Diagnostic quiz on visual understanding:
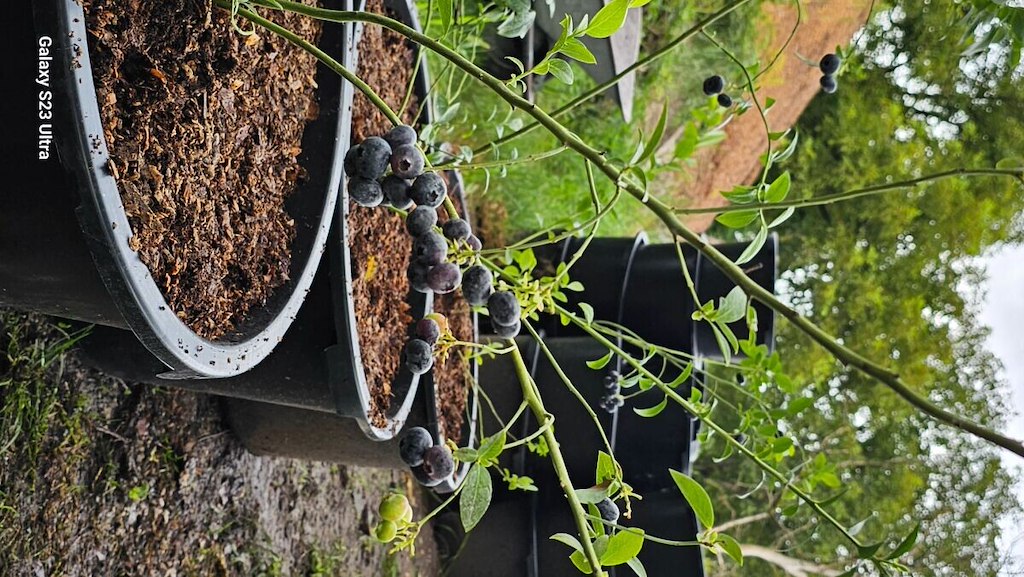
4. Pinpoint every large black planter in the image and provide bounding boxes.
[0,0,347,378]
[441,336,705,576]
